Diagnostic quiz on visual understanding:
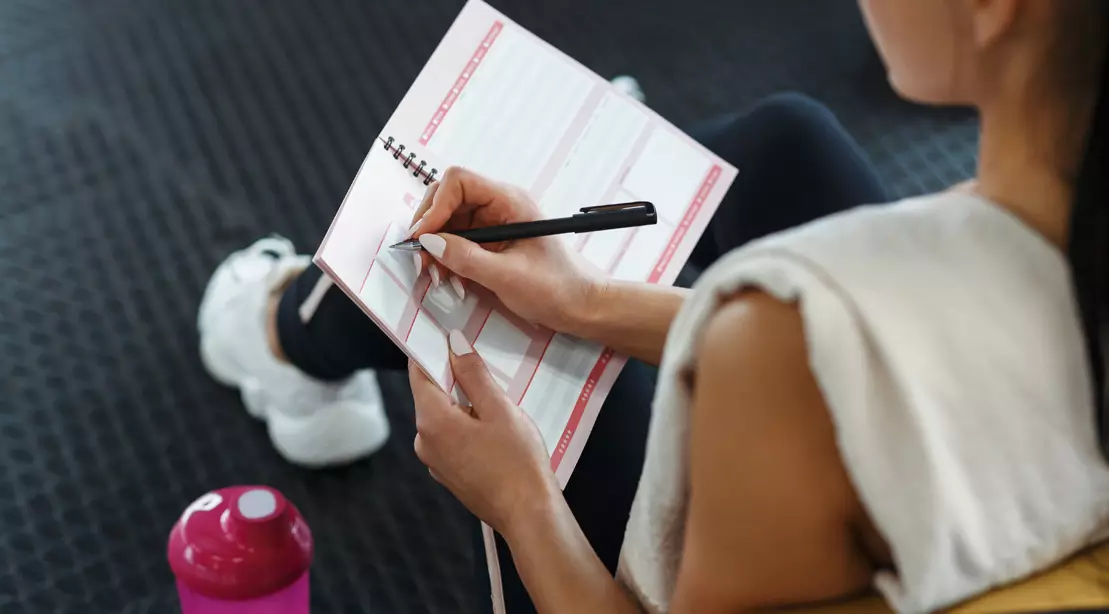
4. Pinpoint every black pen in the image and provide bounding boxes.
[388,202,657,251]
